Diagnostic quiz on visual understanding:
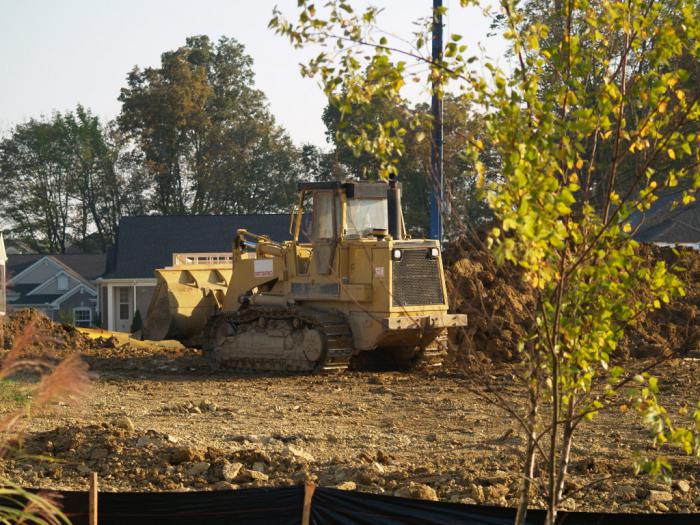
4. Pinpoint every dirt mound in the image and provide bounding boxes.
[0,310,203,373]
[443,235,700,365]
[1,309,101,356]
[622,244,700,358]
[443,233,534,367]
